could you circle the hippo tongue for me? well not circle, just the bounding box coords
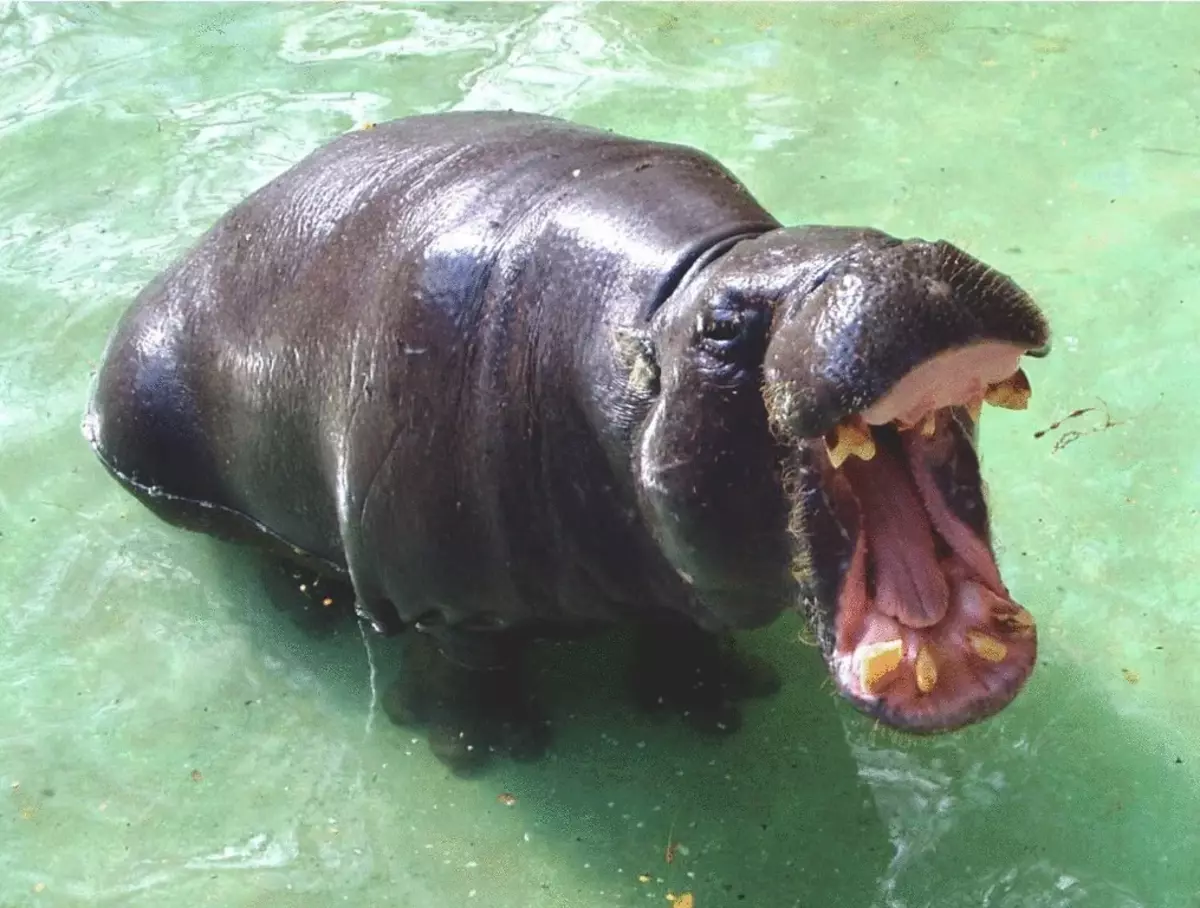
[844,440,949,629]
[902,429,1005,593]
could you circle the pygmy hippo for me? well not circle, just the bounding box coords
[84,111,1050,773]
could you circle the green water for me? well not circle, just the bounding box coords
[3,2,1198,906]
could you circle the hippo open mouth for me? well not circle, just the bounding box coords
[801,341,1039,732]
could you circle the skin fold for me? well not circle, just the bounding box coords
[83,111,1050,773]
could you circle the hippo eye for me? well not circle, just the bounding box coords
[698,305,768,361]
[701,310,743,341]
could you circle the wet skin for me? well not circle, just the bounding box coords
[83,112,1050,773]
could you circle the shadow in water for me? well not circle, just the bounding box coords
[192,536,1194,907]
[205,540,894,906]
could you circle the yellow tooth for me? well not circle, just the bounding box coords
[915,646,939,694]
[984,369,1032,411]
[966,398,983,422]
[995,607,1036,637]
[859,639,904,693]
[967,630,1009,663]
[920,412,938,437]
[825,418,877,469]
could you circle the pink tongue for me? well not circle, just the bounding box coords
[903,431,1005,593]
[845,443,950,629]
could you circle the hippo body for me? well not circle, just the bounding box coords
[85,112,1050,771]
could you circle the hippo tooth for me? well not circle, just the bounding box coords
[967,630,1009,663]
[995,606,1036,637]
[966,398,983,422]
[858,639,904,693]
[825,418,876,469]
[896,412,937,436]
[984,368,1032,410]
[915,646,939,694]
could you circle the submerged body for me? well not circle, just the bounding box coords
[84,112,1050,759]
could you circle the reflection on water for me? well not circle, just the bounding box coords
[2,2,1198,906]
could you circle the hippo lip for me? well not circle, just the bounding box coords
[802,340,1039,733]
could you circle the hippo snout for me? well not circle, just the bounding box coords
[762,236,1050,443]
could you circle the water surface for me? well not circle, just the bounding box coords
[2,3,1198,906]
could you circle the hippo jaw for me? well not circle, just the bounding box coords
[762,234,1051,733]
[786,374,1040,734]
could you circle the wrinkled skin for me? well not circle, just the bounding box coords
[84,112,1050,773]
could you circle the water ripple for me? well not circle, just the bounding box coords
[453,5,744,115]
[184,831,300,871]
[162,89,392,233]
[277,3,512,64]
[0,5,157,137]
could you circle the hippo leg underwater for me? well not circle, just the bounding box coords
[83,111,1050,774]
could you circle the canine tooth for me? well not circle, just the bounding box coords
[967,631,1009,663]
[858,639,904,693]
[915,646,939,694]
[920,412,938,437]
[995,606,1035,637]
[825,418,876,469]
[984,369,1032,410]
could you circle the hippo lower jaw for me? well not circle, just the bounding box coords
[805,340,1038,733]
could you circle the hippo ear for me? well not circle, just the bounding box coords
[613,326,660,398]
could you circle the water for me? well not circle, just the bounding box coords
[3,3,1198,906]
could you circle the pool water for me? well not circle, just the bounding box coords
[2,3,1198,906]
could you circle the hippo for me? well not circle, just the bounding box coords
[83,111,1050,773]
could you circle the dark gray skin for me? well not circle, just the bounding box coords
[84,111,1051,773]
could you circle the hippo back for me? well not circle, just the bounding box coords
[84,111,780,632]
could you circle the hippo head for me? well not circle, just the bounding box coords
[632,226,1050,734]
